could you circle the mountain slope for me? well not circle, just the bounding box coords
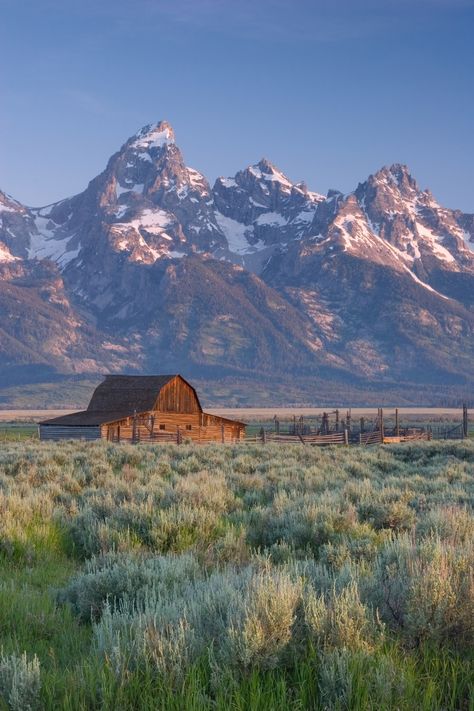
[0,121,473,405]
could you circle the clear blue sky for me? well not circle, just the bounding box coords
[1,0,473,211]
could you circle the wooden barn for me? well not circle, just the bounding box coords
[39,375,245,443]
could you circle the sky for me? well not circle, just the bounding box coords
[0,0,473,211]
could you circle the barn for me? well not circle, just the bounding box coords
[39,374,245,443]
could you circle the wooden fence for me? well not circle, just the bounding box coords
[245,404,470,448]
[359,430,432,446]
[265,432,348,446]
[135,428,242,445]
[131,405,467,448]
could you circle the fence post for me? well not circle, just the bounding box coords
[463,404,468,439]
[132,410,137,443]
[335,409,339,432]
[221,424,225,443]
[177,427,182,445]
[395,408,399,437]
[344,427,349,446]
[322,412,328,434]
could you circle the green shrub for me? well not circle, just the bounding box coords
[305,582,381,652]
[227,571,302,671]
[58,551,200,622]
[366,535,474,648]
[0,651,41,711]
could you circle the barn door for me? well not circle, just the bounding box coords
[107,425,120,443]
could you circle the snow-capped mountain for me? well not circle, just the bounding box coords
[212,158,324,272]
[1,121,473,405]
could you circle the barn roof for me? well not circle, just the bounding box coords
[86,374,179,413]
[40,374,200,427]
[39,374,246,428]
[40,410,136,426]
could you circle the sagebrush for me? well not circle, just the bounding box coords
[0,440,472,709]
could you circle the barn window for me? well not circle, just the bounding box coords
[159,424,166,430]
[186,425,192,430]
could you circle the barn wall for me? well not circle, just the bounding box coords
[155,377,201,414]
[40,425,101,441]
[101,412,244,443]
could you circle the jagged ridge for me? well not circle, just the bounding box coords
[0,122,473,403]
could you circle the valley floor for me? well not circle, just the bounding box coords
[0,406,466,421]
[0,441,472,710]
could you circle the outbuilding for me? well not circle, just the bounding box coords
[39,374,245,443]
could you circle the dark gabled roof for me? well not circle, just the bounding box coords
[40,410,138,426]
[87,374,178,413]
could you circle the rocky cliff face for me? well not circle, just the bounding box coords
[1,121,473,404]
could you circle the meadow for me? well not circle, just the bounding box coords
[0,440,472,710]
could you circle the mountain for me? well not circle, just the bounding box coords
[1,121,473,407]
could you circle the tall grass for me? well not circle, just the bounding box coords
[0,440,472,709]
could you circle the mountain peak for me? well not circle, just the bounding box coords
[130,121,176,151]
[245,159,293,191]
[387,162,413,181]
[373,163,418,191]
[256,157,277,173]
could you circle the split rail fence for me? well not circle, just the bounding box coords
[243,405,469,448]
[130,405,470,447]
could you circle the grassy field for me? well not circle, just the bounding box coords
[0,424,39,442]
[0,440,472,709]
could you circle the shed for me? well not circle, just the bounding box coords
[39,374,245,443]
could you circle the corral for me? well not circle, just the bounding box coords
[247,406,470,445]
[39,375,245,443]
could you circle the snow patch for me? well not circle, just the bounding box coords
[255,212,287,227]
[110,208,185,263]
[220,178,237,188]
[187,167,207,189]
[0,193,25,214]
[415,222,456,264]
[461,230,474,251]
[249,198,267,208]
[214,212,256,254]
[131,123,175,151]
[29,217,80,267]
[114,208,173,236]
[113,205,129,219]
[249,164,293,191]
[116,182,144,197]
[0,243,19,262]
[0,202,18,214]
[403,266,451,299]
[294,209,316,224]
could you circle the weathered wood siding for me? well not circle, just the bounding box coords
[155,378,201,413]
[101,411,244,443]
